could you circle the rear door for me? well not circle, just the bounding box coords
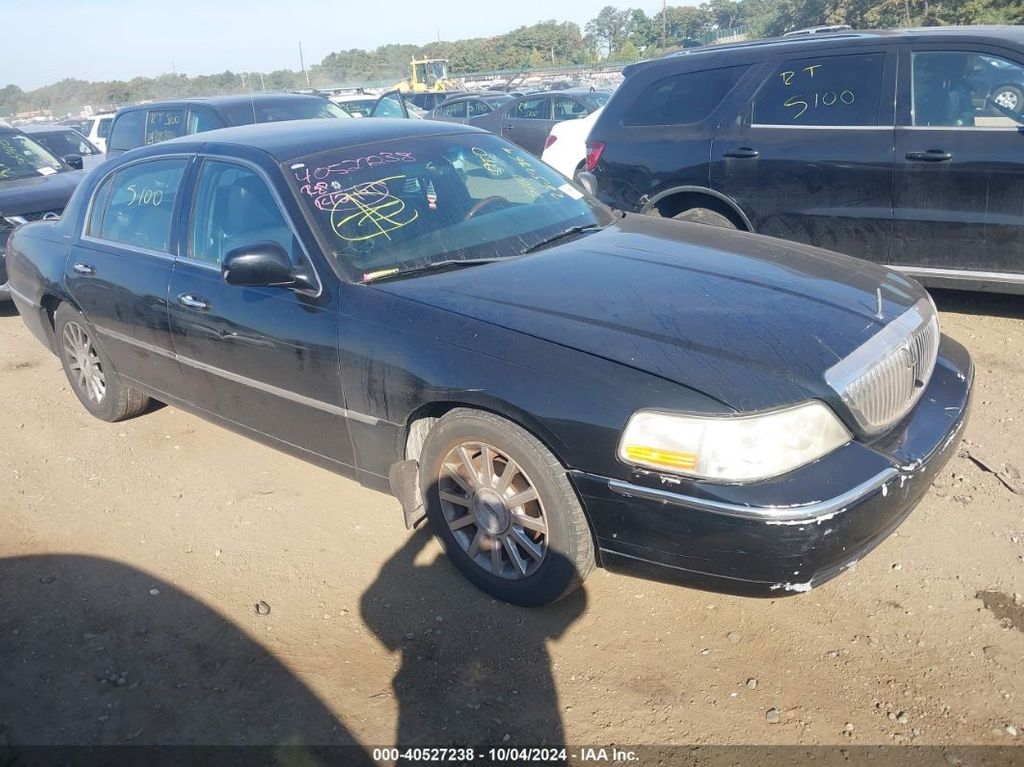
[166,156,354,467]
[890,44,1024,282]
[67,156,191,394]
[711,47,897,263]
[501,96,552,155]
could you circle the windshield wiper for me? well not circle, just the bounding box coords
[361,257,504,283]
[520,225,602,255]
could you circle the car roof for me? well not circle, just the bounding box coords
[117,92,330,113]
[159,117,483,162]
[19,124,72,133]
[636,25,1024,71]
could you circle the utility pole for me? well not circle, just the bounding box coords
[260,72,266,91]
[662,0,667,52]
[299,41,310,88]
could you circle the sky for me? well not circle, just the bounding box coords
[1,0,661,90]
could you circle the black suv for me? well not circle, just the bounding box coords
[105,94,348,159]
[1,126,84,302]
[588,26,1024,293]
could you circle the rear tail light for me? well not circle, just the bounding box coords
[585,141,605,172]
[543,134,557,150]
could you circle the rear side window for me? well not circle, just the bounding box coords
[108,111,145,152]
[188,108,224,134]
[97,118,112,139]
[468,100,492,117]
[145,110,186,145]
[440,101,467,118]
[753,53,886,126]
[88,159,188,253]
[626,66,748,126]
[513,97,549,119]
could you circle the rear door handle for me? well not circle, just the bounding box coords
[723,147,759,159]
[72,262,95,276]
[905,149,952,162]
[177,293,211,311]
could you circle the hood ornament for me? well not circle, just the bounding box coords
[875,287,884,320]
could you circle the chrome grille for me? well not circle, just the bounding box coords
[825,298,940,435]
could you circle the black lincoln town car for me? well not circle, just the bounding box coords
[5,119,972,605]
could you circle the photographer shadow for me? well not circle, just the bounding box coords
[360,529,587,747]
[0,553,370,762]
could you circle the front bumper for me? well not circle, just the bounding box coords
[571,335,973,596]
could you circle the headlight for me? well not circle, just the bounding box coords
[618,401,851,483]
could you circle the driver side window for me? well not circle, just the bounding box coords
[188,160,298,266]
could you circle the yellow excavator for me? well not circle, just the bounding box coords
[395,58,458,92]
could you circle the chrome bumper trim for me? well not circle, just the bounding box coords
[607,467,898,523]
[5,283,34,306]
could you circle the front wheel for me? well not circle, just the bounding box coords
[54,304,150,422]
[419,409,595,606]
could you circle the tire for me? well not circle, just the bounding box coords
[419,408,595,606]
[673,207,737,229]
[991,84,1023,113]
[54,303,150,422]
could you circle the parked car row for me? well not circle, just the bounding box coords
[7,26,1024,607]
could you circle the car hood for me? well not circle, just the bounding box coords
[0,170,84,216]
[374,215,927,413]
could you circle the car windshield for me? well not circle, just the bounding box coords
[288,133,613,281]
[0,132,63,181]
[31,130,99,156]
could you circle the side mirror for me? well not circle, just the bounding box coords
[576,171,598,197]
[63,154,84,170]
[222,242,295,288]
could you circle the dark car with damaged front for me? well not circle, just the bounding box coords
[5,119,972,605]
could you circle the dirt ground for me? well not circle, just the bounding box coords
[1,289,1022,755]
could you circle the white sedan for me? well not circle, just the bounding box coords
[541,107,603,179]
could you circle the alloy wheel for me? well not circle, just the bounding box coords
[438,441,548,579]
[994,89,1019,111]
[62,321,106,404]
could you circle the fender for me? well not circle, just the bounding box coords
[639,185,754,232]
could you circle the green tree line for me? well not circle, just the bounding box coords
[2,0,1021,118]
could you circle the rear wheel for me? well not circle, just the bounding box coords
[54,304,149,422]
[419,409,595,606]
[673,207,737,229]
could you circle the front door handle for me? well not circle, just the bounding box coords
[723,147,760,159]
[72,262,95,276]
[177,293,211,311]
[905,149,952,162]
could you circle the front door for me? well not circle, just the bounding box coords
[167,157,355,468]
[502,96,552,155]
[890,45,1024,282]
[67,156,191,395]
[712,48,897,263]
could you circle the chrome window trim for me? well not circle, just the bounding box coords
[606,467,898,522]
[897,125,1024,131]
[94,324,381,426]
[750,124,893,130]
[187,154,324,298]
